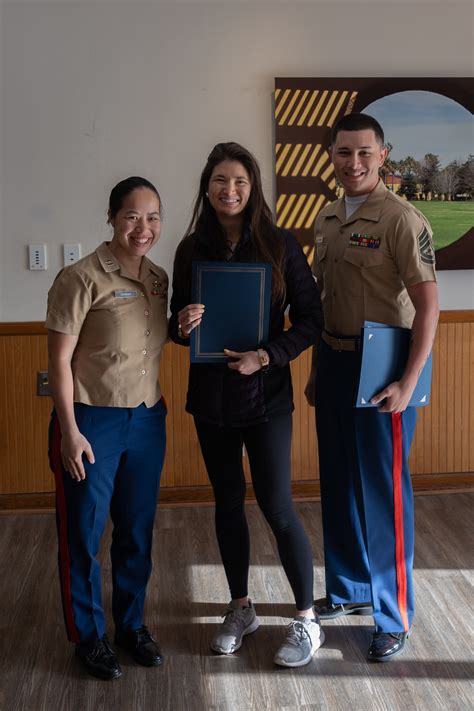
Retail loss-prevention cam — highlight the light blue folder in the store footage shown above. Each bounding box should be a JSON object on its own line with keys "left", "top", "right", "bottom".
{"left": 356, "top": 321, "right": 432, "bottom": 408}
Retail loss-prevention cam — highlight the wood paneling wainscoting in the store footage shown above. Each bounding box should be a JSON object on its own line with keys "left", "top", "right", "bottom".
{"left": 1, "top": 312, "right": 473, "bottom": 511}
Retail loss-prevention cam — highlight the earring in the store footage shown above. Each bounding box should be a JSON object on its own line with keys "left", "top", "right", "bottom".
{"left": 205, "top": 192, "right": 209, "bottom": 197}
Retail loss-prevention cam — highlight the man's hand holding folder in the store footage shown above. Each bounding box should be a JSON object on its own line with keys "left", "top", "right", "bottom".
{"left": 370, "top": 373, "right": 420, "bottom": 413}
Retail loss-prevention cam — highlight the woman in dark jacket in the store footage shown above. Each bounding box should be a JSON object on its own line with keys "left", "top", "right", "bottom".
{"left": 169, "top": 142, "right": 324, "bottom": 667}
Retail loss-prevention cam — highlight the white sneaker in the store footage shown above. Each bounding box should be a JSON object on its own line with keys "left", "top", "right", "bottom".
{"left": 274, "top": 616, "right": 325, "bottom": 667}
{"left": 211, "top": 599, "right": 260, "bottom": 654}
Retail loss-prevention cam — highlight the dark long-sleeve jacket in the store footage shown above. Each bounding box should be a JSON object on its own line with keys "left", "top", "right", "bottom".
{"left": 169, "top": 227, "right": 323, "bottom": 427}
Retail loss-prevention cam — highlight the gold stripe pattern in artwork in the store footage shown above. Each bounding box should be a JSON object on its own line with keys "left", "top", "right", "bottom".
{"left": 276, "top": 193, "right": 328, "bottom": 230}
{"left": 275, "top": 89, "right": 357, "bottom": 127}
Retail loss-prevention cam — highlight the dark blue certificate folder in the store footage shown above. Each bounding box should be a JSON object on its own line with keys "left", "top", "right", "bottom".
{"left": 191, "top": 262, "right": 272, "bottom": 363}
{"left": 356, "top": 321, "right": 432, "bottom": 408}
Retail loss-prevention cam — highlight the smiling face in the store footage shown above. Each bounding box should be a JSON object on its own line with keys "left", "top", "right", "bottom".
{"left": 207, "top": 160, "right": 252, "bottom": 225}
{"left": 108, "top": 187, "right": 161, "bottom": 261}
{"left": 331, "top": 129, "right": 387, "bottom": 197}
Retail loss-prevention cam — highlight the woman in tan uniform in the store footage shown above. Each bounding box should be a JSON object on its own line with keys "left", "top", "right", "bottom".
{"left": 47, "top": 177, "right": 168, "bottom": 680}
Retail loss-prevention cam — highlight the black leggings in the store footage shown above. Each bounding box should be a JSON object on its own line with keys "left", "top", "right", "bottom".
{"left": 194, "top": 414, "right": 314, "bottom": 610}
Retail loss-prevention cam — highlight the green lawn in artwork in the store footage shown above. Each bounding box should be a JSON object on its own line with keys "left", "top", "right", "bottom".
{"left": 410, "top": 200, "right": 474, "bottom": 250}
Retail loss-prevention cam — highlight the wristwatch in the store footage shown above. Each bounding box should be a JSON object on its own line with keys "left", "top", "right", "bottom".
{"left": 257, "top": 348, "right": 270, "bottom": 369}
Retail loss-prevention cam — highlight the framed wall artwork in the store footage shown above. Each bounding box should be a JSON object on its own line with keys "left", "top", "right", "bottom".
{"left": 274, "top": 77, "right": 473, "bottom": 269}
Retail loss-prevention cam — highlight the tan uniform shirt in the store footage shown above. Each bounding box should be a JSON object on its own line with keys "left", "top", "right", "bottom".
{"left": 46, "top": 242, "right": 168, "bottom": 407}
{"left": 312, "top": 180, "right": 436, "bottom": 336}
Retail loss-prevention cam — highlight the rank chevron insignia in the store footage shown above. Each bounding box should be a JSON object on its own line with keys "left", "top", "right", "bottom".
{"left": 418, "top": 226, "right": 435, "bottom": 265}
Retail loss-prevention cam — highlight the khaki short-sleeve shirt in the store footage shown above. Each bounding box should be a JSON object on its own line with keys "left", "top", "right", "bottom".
{"left": 46, "top": 242, "right": 168, "bottom": 407}
{"left": 312, "top": 180, "right": 436, "bottom": 336}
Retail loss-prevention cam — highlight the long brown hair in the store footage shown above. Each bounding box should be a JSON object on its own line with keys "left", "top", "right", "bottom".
{"left": 184, "top": 142, "right": 286, "bottom": 305}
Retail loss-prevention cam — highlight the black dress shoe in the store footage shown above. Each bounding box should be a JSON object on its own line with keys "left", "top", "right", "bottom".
{"left": 367, "top": 630, "right": 410, "bottom": 662}
{"left": 314, "top": 597, "right": 373, "bottom": 619}
{"left": 115, "top": 625, "right": 163, "bottom": 667}
{"left": 75, "top": 635, "right": 122, "bottom": 680}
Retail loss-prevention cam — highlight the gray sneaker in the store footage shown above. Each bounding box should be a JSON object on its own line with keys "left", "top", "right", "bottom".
{"left": 274, "top": 616, "right": 325, "bottom": 667}
{"left": 211, "top": 599, "right": 260, "bottom": 654}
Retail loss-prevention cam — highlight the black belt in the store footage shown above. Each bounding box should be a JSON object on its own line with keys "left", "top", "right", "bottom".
{"left": 322, "top": 331, "right": 360, "bottom": 352}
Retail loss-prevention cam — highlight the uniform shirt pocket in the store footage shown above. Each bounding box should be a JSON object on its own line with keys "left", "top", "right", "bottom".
{"left": 341, "top": 247, "right": 384, "bottom": 298}
{"left": 343, "top": 247, "right": 384, "bottom": 269}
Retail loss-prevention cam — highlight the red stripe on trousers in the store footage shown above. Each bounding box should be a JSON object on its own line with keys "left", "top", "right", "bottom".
{"left": 51, "top": 415, "right": 80, "bottom": 643}
{"left": 391, "top": 412, "right": 409, "bottom": 632}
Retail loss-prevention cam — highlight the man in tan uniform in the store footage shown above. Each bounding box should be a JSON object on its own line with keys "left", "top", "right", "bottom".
{"left": 305, "top": 113, "right": 439, "bottom": 661}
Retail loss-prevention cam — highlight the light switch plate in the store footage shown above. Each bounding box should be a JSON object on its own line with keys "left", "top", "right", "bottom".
{"left": 28, "top": 244, "right": 47, "bottom": 270}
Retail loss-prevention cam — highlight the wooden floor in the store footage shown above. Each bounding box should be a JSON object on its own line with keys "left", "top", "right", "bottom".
{"left": 0, "top": 493, "right": 473, "bottom": 711}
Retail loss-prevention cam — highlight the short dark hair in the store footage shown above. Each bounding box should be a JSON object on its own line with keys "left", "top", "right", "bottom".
{"left": 108, "top": 176, "right": 162, "bottom": 219}
{"left": 331, "top": 113, "right": 385, "bottom": 146}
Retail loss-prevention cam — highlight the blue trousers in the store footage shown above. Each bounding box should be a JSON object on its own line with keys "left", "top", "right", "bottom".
{"left": 316, "top": 342, "right": 416, "bottom": 632}
{"left": 49, "top": 400, "right": 166, "bottom": 643}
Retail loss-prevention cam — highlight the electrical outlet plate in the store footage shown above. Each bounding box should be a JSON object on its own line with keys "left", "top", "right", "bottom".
{"left": 28, "top": 244, "right": 47, "bottom": 270}
{"left": 37, "top": 371, "right": 51, "bottom": 396}
{"left": 63, "top": 243, "right": 81, "bottom": 265}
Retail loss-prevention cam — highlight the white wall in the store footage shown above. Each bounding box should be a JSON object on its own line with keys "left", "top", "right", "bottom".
{"left": 1, "top": 0, "right": 473, "bottom": 321}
